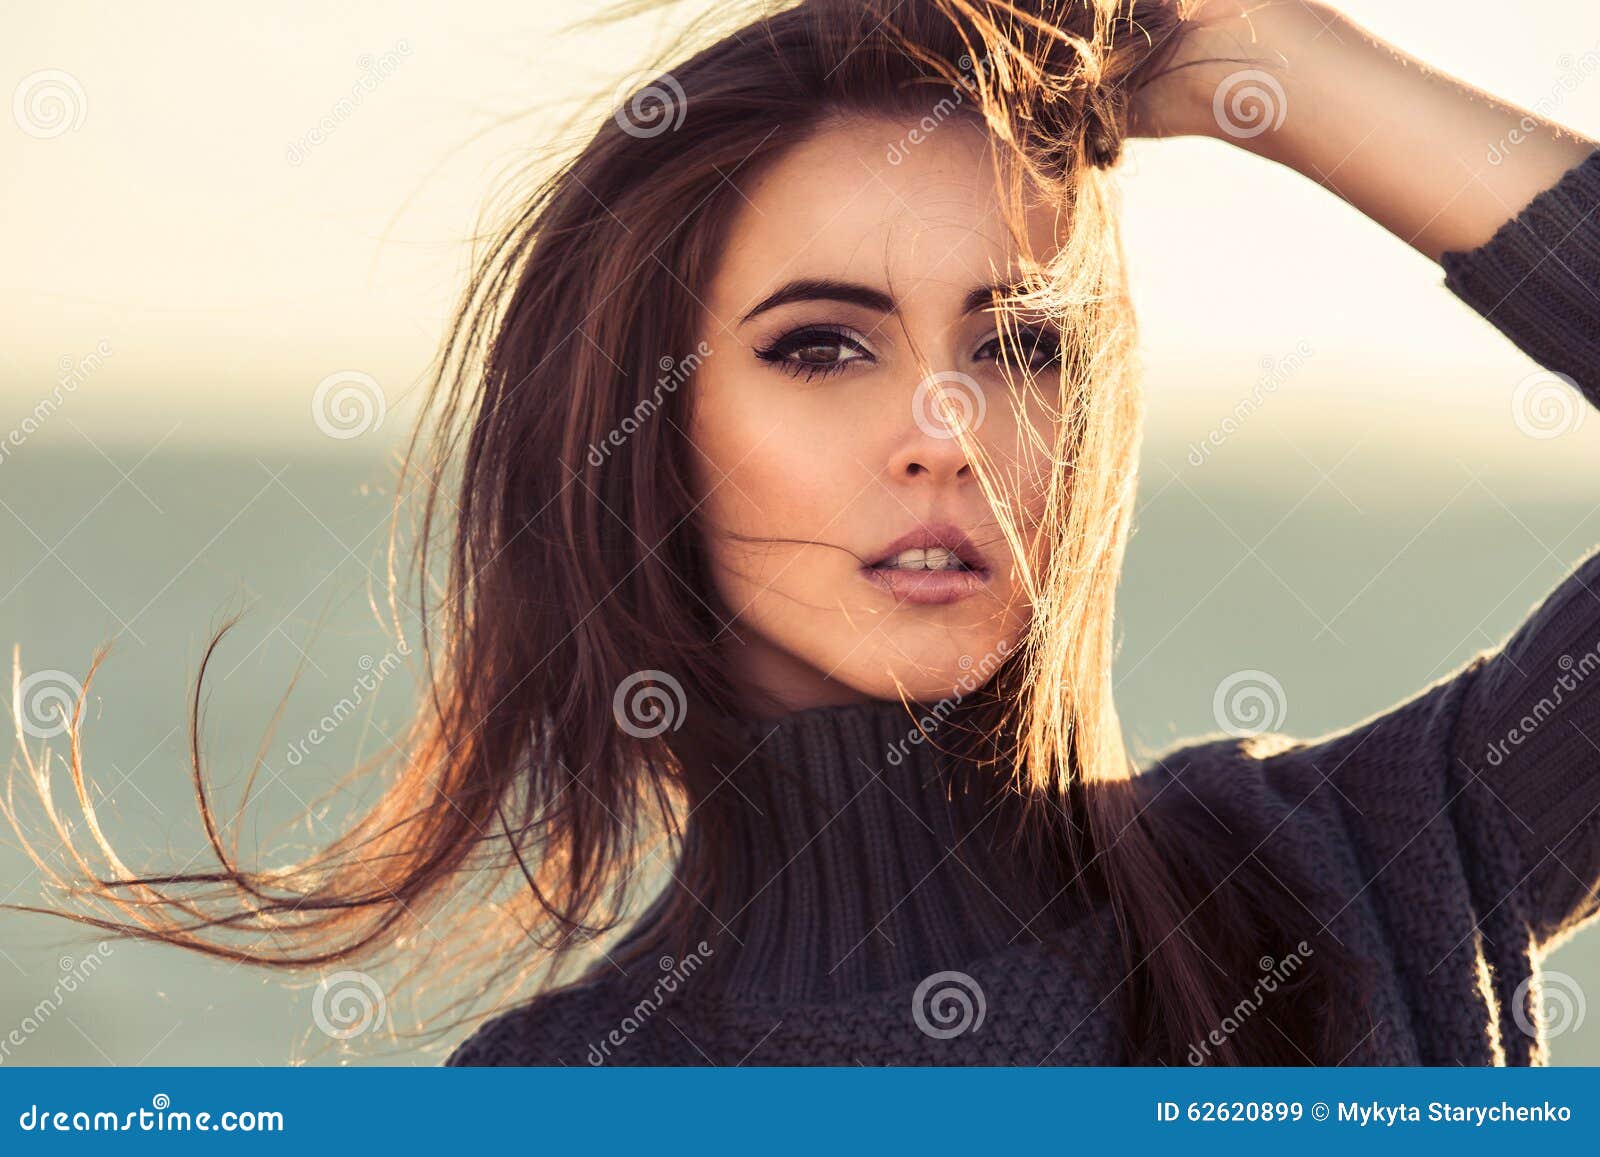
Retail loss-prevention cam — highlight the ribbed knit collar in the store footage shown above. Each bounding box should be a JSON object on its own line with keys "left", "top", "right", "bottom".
{"left": 685, "top": 698, "right": 1055, "bottom": 1004}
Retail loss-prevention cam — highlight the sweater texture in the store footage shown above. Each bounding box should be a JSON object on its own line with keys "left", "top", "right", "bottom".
{"left": 447, "top": 147, "right": 1600, "bottom": 1066}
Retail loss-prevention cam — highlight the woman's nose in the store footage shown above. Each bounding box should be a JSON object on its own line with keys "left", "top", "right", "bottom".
{"left": 886, "top": 370, "right": 984, "bottom": 482}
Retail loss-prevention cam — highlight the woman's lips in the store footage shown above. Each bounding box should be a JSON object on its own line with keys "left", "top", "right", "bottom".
{"left": 859, "top": 564, "right": 991, "bottom": 605}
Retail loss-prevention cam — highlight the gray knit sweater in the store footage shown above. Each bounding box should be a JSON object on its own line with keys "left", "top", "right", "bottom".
{"left": 447, "top": 147, "right": 1600, "bottom": 1067}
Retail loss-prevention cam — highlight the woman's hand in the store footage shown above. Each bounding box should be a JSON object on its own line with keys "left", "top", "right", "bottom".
{"left": 1125, "top": 0, "right": 1599, "bottom": 261}
{"left": 1126, "top": 0, "right": 1296, "bottom": 142}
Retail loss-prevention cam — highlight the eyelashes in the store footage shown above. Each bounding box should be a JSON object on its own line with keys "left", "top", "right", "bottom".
{"left": 753, "top": 325, "right": 869, "bottom": 382}
{"left": 752, "top": 323, "right": 1064, "bottom": 382}
{"left": 976, "top": 326, "right": 1064, "bottom": 374}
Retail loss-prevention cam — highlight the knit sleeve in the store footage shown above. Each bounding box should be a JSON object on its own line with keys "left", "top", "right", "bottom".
{"left": 1439, "top": 145, "right": 1600, "bottom": 395}
{"left": 1429, "top": 146, "right": 1600, "bottom": 949}
{"left": 1448, "top": 548, "right": 1600, "bottom": 950}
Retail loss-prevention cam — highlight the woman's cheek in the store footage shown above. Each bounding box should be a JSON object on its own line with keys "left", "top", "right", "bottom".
{"left": 691, "top": 387, "right": 840, "bottom": 602}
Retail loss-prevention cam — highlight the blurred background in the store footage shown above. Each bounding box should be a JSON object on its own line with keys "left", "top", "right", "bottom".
{"left": 3, "top": 0, "right": 1599, "bottom": 1064}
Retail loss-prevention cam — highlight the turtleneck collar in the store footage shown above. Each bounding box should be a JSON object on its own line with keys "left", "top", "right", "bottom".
{"left": 675, "top": 698, "right": 1061, "bottom": 1004}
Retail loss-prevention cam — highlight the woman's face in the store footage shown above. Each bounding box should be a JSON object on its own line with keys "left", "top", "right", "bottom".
{"left": 689, "top": 114, "right": 1066, "bottom": 712}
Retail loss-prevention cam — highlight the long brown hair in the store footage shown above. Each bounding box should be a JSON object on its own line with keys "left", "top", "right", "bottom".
{"left": 5, "top": 0, "right": 1373, "bottom": 1063}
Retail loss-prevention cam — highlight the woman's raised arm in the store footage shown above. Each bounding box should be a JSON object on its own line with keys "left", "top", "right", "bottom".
{"left": 1128, "top": 0, "right": 1600, "bottom": 958}
{"left": 1131, "top": 0, "right": 1598, "bottom": 261}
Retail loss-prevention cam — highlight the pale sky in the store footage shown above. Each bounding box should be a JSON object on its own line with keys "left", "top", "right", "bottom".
{"left": 4, "top": 0, "right": 1599, "bottom": 469}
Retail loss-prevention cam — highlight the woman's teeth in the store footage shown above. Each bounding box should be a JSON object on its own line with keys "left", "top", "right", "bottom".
{"left": 877, "top": 547, "right": 969, "bottom": 571}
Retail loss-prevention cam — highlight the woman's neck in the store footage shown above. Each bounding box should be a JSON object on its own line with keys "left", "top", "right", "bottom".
{"left": 645, "top": 698, "right": 1073, "bottom": 1004}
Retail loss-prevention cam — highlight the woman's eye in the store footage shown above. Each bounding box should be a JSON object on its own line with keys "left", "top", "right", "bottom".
{"left": 755, "top": 328, "right": 871, "bottom": 380}
{"left": 979, "top": 326, "right": 1063, "bottom": 373}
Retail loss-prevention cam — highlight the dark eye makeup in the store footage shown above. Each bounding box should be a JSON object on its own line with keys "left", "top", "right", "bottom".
{"left": 977, "top": 326, "right": 1064, "bottom": 373}
{"left": 753, "top": 325, "right": 872, "bottom": 382}
{"left": 753, "top": 321, "right": 1064, "bottom": 382}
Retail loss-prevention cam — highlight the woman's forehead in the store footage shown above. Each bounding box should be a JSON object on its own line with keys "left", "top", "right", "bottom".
{"left": 707, "top": 115, "right": 1062, "bottom": 318}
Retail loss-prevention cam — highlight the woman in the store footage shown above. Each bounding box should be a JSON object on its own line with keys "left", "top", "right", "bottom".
{"left": 12, "top": 0, "right": 1600, "bottom": 1066}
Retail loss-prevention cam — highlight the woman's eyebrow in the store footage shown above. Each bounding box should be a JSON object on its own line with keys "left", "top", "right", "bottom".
{"left": 737, "top": 277, "right": 1017, "bottom": 325}
{"left": 738, "top": 278, "right": 892, "bottom": 324}
{"left": 961, "top": 282, "right": 1023, "bottom": 314}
